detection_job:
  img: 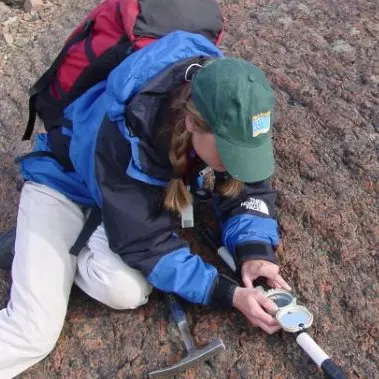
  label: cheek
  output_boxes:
[192,133,224,167]
[192,133,212,160]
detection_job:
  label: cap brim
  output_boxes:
[215,134,275,182]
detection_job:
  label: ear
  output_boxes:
[184,113,195,133]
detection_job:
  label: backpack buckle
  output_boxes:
[184,63,203,82]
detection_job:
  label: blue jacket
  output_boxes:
[19,32,280,308]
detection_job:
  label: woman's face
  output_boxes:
[185,115,226,172]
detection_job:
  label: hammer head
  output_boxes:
[148,338,225,378]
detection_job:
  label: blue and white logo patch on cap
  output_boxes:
[252,111,271,137]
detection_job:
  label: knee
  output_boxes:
[102,275,152,310]
[23,322,62,358]
[36,336,59,358]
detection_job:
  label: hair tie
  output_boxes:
[214,171,230,182]
[171,171,183,179]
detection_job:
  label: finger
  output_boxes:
[270,274,292,291]
[245,311,278,330]
[257,264,279,280]
[253,319,282,335]
[249,302,278,325]
[242,296,280,330]
[275,275,292,291]
[242,274,254,289]
[267,278,286,289]
[266,278,276,288]
[254,290,279,315]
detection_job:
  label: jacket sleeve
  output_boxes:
[101,177,237,308]
[213,174,280,269]
[90,119,237,308]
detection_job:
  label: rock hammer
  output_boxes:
[148,294,225,378]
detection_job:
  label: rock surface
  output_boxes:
[0,0,378,378]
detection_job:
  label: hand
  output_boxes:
[241,259,291,290]
[232,287,281,334]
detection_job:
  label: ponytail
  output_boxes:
[164,83,194,213]
[164,124,192,212]
[216,177,244,198]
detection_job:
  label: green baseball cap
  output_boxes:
[192,57,275,182]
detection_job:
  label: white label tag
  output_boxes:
[181,203,194,228]
[181,186,194,228]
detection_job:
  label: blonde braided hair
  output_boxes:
[164,82,243,213]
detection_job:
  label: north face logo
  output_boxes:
[240,197,269,215]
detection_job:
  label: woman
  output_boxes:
[0,31,290,377]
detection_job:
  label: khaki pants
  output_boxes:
[0,182,152,378]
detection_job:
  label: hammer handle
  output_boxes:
[165,294,196,352]
[165,293,187,324]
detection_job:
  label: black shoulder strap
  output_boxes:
[69,207,102,256]
[23,20,95,141]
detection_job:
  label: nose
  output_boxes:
[213,163,227,172]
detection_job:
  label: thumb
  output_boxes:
[242,274,254,289]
